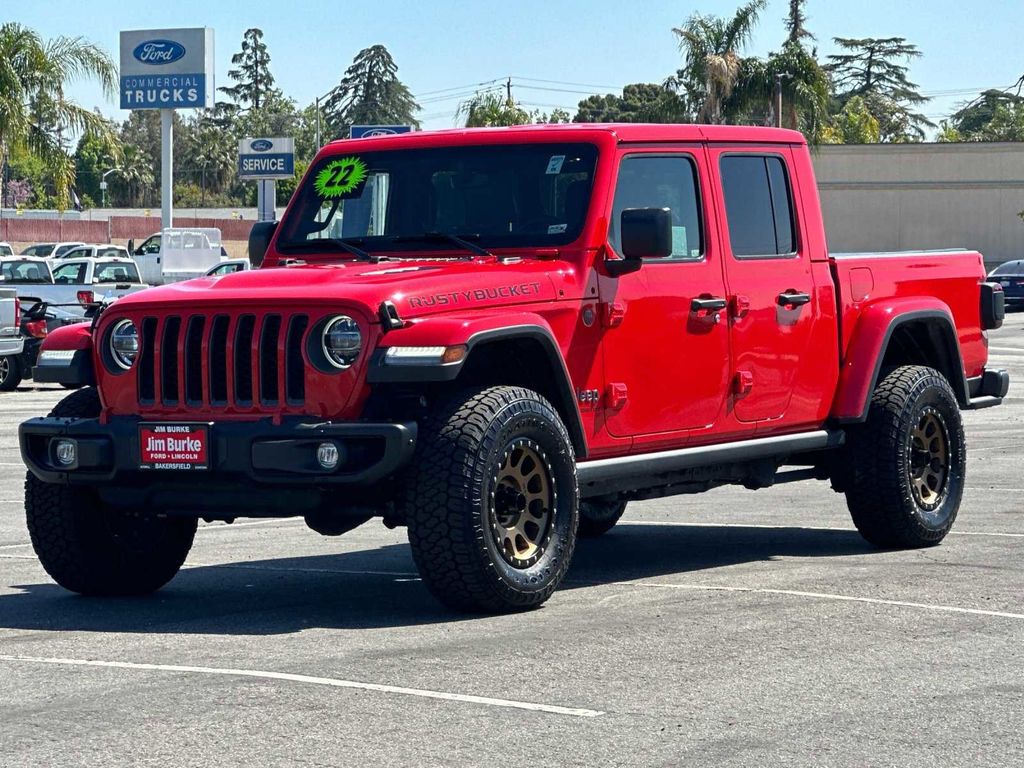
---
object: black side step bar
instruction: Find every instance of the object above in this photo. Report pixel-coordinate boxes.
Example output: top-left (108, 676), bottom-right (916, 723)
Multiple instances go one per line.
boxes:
top-left (577, 430), bottom-right (845, 487)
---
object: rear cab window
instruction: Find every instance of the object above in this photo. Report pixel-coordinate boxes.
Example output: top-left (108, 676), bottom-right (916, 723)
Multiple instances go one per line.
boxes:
top-left (609, 154), bottom-right (704, 261)
top-left (94, 262), bottom-right (141, 283)
top-left (1, 260), bottom-right (52, 283)
top-left (719, 154), bottom-right (797, 258)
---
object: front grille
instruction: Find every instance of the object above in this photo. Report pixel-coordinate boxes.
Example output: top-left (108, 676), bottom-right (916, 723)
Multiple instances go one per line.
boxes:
top-left (137, 312), bottom-right (308, 410)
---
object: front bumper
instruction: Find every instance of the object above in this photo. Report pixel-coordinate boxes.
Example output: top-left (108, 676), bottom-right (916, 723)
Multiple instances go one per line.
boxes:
top-left (20, 415), bottom-right (417, 488)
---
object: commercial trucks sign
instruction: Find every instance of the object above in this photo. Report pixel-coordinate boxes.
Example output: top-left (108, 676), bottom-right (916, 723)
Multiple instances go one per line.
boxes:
top-left (119, 28), bottom-right (214, 109)
top-left (238, 137), bottom-right (296, 180)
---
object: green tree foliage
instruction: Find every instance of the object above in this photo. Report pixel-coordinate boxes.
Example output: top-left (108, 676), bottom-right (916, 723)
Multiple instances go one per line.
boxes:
top-left (670, 0), bottom-right (767, 123)
top-left (322, 45), bottom-right (419, 139)
top-left (784, 0), bottom-right (813, 45)
top-left (574, 83), bottom-right (688, 123)
top-left (220, 29), bottom-right (277, 111)
top-left (459, 91), bottom-right (533, 127)
top-left (73, 114), bottom-right (121, 205)
top-left (821, 96), bottom-right (881, 144)
top-left (941, 87), bottom-right (1024, 141)
top-left (827, 37), bottom-right (931, 142)
top-left (0, 22), bottom-right (118, 208)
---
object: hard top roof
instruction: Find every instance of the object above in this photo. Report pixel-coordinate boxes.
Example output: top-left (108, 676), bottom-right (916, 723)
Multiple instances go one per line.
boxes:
top-left (326, 123), bottom-right (805, 150)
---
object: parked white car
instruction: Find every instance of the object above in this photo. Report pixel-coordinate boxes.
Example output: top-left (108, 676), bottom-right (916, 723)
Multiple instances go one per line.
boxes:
top-left (20, 242), bottom-right (86, 259)
top-left (204, 258), bottom-right (250, 277)
top-left (0, 255), bottom-right (52, 285)
top-left (0, 242), bottom-right (14, 257)
top-left (18, 256), bottom-right (150, 317)
top-left (0, 287), bottom-right (24, 390)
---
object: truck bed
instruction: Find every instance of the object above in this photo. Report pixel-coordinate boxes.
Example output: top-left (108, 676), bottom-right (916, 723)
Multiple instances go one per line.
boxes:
top-left (830, 249), bottom-right (988, 379)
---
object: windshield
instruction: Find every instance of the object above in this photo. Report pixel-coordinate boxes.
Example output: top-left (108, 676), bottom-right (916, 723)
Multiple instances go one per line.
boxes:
top-left (1, 260), bottom-right (52, 283)
top-left (22, 244), bottom-right (55, 257)
top-left (277, 142), bottom-right (599, 255)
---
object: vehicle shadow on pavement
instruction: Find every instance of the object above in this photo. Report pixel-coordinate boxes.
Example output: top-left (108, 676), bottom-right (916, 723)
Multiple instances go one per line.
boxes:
top-left (0, 524), bottom-right (873, 634)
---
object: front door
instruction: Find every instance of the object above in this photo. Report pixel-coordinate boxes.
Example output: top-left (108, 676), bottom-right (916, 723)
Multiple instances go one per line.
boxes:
top-left (598, 149), bottom-right (733, 447)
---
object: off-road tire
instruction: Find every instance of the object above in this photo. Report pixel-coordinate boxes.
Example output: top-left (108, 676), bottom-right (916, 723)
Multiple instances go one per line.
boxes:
top-left (24, 387), bottom-right (197, 595)
top-left (578, 498), bottom-right (627, 538)
top-left (844, 365), bottom-right (965, 548)
top-left (0, 355), bottom-right (22, 391)
top-left (404, 386), bottom-right (579, 613)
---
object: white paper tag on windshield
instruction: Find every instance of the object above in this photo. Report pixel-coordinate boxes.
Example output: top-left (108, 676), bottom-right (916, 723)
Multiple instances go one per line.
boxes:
top-left (545, 155), bottom-right (566, 174)
top-left (547, 223), bottom-right (568, 234)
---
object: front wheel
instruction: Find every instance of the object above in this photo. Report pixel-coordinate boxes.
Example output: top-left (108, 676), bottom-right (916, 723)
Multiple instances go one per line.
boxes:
top-left (403, 386), bottom-right (579, 613)
top-left (0, 355), bottom-right (22, 391)
top-left (844, 365), bottom-right (966, 548)
top-left (24, 387), bottom-right (197, 595)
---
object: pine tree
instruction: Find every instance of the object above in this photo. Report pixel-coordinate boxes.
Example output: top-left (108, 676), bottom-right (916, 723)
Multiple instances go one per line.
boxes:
top-left (322, 45), bottom-right (420, 138)
top-left (785, 0), bottom-right (813, 44)
top-left (220, 28), bottom-right (276, 111)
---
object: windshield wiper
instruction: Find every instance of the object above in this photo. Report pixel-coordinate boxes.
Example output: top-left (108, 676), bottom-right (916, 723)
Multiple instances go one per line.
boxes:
top-left (390, 232), bottom-right (492, 258)
top-left (280, 237), bottom-right (374, 261)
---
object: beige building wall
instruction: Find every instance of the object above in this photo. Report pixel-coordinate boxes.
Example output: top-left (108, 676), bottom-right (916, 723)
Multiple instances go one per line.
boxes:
top-left (811, 142), bottom-right (1024, 269)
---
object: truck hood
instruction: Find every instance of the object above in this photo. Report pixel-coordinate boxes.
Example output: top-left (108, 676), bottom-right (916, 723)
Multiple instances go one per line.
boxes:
top-left (112, 258), bottom-right (566, 320)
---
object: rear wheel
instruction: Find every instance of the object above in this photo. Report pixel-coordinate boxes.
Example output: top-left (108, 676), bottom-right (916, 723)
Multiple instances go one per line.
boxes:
top-left (24, 387), bottom-right (197, 595)
top-left (844, 365), bottom-right (965, 548)
top-left (403, 386), bottom-right (579, 613)
top-left (0, 355), bottom-right (22, 391)
top-left (578, 498), bottom-right (627, 538)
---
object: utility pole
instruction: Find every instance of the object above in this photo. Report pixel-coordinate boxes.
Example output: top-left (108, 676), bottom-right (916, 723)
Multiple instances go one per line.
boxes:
top-left (506, 77), bottom-right (513, 103)
top-left (775, 73), bottom-right (784, 128)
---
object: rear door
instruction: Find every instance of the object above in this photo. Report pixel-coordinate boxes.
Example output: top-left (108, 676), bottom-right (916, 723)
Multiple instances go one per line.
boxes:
top-left (598, 148), bottom-right (735, 449)
top-left (710, 148), bottom-right (823, 429)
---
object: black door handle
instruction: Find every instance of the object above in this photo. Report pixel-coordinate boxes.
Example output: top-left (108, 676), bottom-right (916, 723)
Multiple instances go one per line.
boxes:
top-left (691, 297), bottom-right (728, 312)
top-left (777, 291), bottom-right (811, 307)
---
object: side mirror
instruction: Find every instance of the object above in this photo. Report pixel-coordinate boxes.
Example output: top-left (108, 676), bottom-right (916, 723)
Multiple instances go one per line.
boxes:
top-left (605, 208), bottom-right (673, 277)
top-left (127, 238), bottom-right (135, 254)
top-left (248, 221), bottom-right (278, 268)
top-left (621, 208), bottom-right (672, 260)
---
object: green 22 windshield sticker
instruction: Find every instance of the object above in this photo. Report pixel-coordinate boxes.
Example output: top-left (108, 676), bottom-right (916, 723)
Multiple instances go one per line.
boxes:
top-left (314, 156), bottom-right (369, 199)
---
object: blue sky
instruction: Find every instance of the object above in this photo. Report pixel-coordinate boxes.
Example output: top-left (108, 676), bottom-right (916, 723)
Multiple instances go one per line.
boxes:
top-left (8, 0), bottom-right (1024, 135)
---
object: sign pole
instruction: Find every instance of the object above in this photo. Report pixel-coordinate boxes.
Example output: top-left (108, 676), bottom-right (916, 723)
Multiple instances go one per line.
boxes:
top-left (160, 108), bottom-right (174, 229)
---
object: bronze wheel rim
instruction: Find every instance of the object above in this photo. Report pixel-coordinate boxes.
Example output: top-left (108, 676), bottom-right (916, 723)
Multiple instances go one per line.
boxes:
top-left (909, 408), bottom-right (949, 511)
top-left (489, 438), bottom-right (556, 568)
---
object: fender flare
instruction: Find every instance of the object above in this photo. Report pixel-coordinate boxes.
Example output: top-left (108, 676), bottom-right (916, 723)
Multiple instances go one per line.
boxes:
top-left (32, 322), bottom-right (95, 386)
top-left (366, 314), bottom-right (588, 457)
top-left (832, 303), bottom-right (968, 423)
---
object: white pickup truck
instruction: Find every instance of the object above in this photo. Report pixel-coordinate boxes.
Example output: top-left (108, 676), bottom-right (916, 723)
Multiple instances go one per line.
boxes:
top-left (16, 256), bottom-right (150, 318)
top-left (130, 228), bottom-right (228, 285)
top-left (0, 287), bottom-right (23, 390)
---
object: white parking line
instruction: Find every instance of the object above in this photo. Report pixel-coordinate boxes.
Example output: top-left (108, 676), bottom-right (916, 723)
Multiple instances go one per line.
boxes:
top-left (627, 521), bottom-right (1024, 538)
top-left (0, 543), bottom-right (31, 549)
top-left (0, 655), bottom-right (604, 718)
top-left (631, 581), bottom-right (1024, 621)
top-left (185, 561), bottom-right (417, 577)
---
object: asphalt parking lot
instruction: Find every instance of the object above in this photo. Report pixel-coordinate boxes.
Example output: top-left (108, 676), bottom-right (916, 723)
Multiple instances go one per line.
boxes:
top-left (1, 318), bottom-right (1022, 767)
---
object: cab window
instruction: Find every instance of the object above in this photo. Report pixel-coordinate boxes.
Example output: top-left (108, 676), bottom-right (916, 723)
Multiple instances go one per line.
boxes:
top-left (94, 262), bottom-right (140, 283)
top-left (52, 262), bottom-right (87, 284)
top-left (609, 154), bottom-right (703, 261)
top-left (719, 155), bottom-right (796, 258)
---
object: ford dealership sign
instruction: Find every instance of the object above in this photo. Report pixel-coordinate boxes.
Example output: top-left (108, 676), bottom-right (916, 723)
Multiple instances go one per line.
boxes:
top-left (119, 28), bottom-right (214, 109)
top-left (132, 40), bottom-right (187, 65)
top-left (238, 137), bottom-right (295, 180)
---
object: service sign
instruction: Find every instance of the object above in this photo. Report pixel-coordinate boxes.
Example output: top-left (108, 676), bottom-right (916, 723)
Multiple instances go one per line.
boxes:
top-left (119, 28), bottom-right (214, 110)
top-left (350, 125), bottom-right (413, 139)
top-left (238, 137), bottom-right (296, 180)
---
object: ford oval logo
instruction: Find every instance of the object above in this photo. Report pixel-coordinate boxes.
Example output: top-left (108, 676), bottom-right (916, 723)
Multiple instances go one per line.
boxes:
top-left (250, 139), bottom-right (273, 152)
top-left (132, 40), bottom-right (186, 65)
top-left (362, 128), bottom-right (398, 137)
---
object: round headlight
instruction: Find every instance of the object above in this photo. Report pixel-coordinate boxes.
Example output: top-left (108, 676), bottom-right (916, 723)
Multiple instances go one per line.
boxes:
top-left (109, 319), bottom-right (139, 370)
top-left (322, 315), bottom-right (362, 369)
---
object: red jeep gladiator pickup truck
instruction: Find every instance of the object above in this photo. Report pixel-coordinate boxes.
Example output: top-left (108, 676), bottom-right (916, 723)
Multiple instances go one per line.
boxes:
top-left (21, 124), bottom-right (1008, 613)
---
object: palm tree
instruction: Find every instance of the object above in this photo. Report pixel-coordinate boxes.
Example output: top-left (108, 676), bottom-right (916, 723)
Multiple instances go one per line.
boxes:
top-left (0, 23), bottom-right (118, 208)
top-left (671, 0), bottom-right (767, 124)
top-left (458, 90), bottom-right (533, 127)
